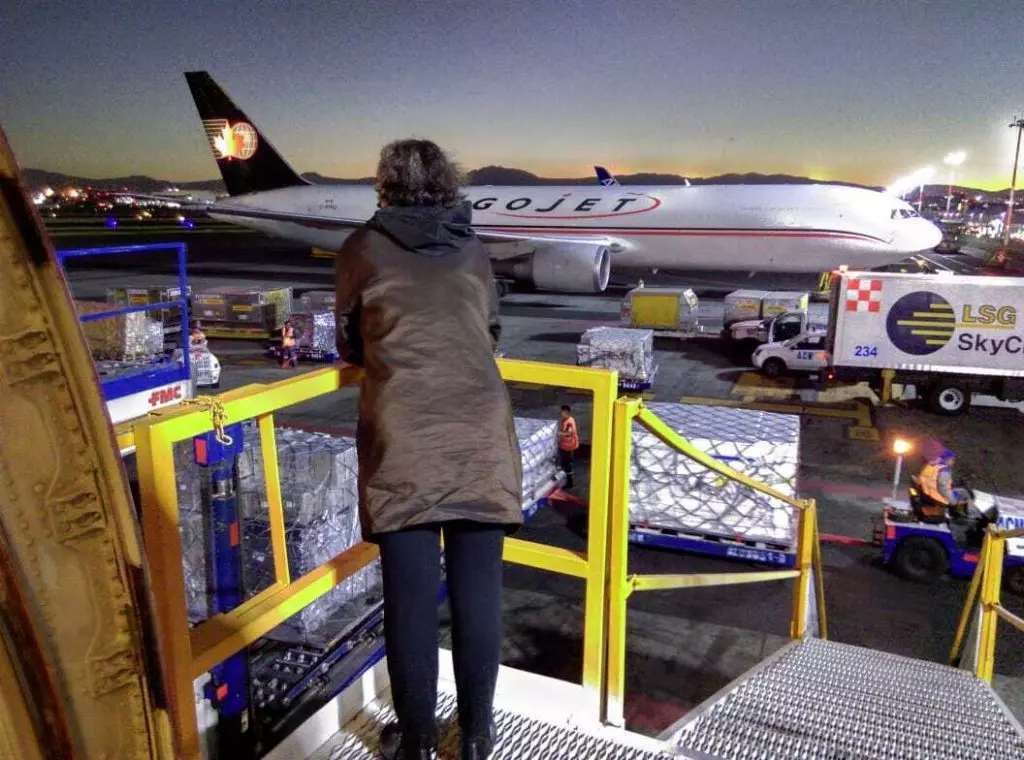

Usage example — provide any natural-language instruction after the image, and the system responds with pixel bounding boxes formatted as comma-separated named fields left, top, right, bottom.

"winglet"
left=184, top=71, right=309, bottom=196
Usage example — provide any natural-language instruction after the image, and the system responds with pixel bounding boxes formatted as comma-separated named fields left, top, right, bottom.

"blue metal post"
left=193, top=423, right=251, bottom=752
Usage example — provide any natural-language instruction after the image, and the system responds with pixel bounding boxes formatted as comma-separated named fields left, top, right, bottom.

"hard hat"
left=940, top=448, right=957, bottom=462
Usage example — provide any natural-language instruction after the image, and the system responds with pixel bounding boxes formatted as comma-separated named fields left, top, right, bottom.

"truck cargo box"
left=829, top=272, right=1024, bottom=377
left=621, top=286, right=699, bottom=332
left=724, top=290, right=809, bottom=327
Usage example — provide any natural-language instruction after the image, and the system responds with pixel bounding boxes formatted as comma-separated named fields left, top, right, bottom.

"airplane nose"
left=902, top=219, right=942, bottom=253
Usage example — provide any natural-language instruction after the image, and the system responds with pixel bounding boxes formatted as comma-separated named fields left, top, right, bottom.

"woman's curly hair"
left=375, top=139, right=465, bottom=208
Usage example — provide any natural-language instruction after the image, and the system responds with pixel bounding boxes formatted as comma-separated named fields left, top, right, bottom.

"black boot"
left=379, top=723, right=435, bottom=760
left=461, top=722, right=497, bottom=760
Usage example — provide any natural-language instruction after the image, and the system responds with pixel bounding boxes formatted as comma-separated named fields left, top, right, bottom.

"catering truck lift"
left=823, top=270, right=1024, bottom=414
left=4, top=124, right=1024, bottom=760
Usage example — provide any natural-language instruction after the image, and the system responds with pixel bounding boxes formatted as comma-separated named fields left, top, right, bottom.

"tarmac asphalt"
left=61, top=231, right=1024, bottom=734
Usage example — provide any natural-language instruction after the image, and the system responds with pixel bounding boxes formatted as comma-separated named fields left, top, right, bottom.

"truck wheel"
left=761, top=358, right=786, bottom=378
left=893, top=536, right=948, bottom=584
left=928, top=382, right=970, bottom=416
left=1005, top=566, right=1024, bottom=597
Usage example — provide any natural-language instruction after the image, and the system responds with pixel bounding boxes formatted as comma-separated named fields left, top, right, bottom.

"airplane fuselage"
left=209, top=182, right=941, bottom=274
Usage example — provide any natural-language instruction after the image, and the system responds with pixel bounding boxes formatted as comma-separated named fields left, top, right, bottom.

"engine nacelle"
left=493, top=242, right=611, bottom=293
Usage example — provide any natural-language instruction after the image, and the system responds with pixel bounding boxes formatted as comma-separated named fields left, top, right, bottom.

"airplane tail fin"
left=184, top=71, right=309, bottom=196
left=595, top=165, right=619, bottom=186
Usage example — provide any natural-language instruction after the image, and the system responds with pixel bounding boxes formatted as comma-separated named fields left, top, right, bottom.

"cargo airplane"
left=185, top=71, right=942, bottom=293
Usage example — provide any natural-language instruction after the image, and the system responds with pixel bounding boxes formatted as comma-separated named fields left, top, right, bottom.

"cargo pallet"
left=629, top=523, right=796, bottom=567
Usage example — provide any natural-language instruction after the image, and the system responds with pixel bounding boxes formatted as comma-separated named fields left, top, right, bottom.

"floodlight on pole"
left=891, top=438, right=913, bottom=501
left=944, top=151, right=967, bottom=213
left=914, top=166, right=935, bottom=213
left=1005, top=117, right=1024, bottom=248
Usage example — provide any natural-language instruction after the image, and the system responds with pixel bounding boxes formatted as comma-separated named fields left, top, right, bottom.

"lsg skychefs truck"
left=824, top=271, right=1024, bottom=415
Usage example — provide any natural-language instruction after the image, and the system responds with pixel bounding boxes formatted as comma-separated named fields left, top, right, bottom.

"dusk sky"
left=2, top=1, right=1022, bottom=189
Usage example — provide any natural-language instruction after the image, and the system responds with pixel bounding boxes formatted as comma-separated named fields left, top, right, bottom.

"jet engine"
left=491, top=242, right=611, bottom=293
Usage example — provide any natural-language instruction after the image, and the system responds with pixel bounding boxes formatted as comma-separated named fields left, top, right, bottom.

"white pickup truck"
left=752, top=331, right=829, bottom=378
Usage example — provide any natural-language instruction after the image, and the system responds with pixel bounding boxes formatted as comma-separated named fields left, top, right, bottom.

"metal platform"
left=266, top=653, right=670, bottom=760
left=661, top=638, right=1024, bottom=760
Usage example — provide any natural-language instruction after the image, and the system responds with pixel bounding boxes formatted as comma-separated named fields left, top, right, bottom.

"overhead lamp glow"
left=944, top=150, right=967, bottom=167
left=892, top=439, right=912, bottom=456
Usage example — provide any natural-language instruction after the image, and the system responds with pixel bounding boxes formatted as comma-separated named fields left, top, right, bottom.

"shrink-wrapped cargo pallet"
left=288, top=311, right=337, bottom=354
left=515, top=417, right=560, bottom=505
left=576, top=326, right=657, bottom=382
left=175, top=424, right=379, bottom=632
left=74, top=300, right=165, bottom=360
left=629, top=402, right=800, bottom=547
left=176, top=416, right=564, bottom=632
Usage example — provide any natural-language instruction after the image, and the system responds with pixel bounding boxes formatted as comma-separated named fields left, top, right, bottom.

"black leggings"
left=377, top=520, right=505, bottom=742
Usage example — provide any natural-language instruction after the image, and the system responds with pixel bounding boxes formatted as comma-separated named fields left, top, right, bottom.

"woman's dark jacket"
left=334, top=201, right=524, bottom=539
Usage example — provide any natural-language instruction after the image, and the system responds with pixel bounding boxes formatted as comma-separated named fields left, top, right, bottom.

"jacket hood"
left=368, top=201, right=475, bottom=256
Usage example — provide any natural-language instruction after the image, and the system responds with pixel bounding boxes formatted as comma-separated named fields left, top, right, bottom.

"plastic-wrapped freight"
left=629, top=402, right=800, bottom=547
left=74, top=300, right=165, bottom=360
left=238, top=428, right=378, bottom=636
left=288, top=311, right=337, bottom=354
left=514, top=418, right=560, bottom=506
left=175, top=424, right=380, bottom=633
left=577, top=326, right=657, bottom=382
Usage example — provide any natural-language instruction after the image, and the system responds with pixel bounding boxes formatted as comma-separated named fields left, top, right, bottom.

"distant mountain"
left=20, top=166, right=1012, bottom=199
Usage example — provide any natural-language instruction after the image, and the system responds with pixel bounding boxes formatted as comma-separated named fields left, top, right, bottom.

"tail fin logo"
left=203, top=118, right=258, bottom=161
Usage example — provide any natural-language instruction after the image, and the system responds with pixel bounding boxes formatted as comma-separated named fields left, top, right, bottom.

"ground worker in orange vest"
left=558, top=404, right=579, bottom=490
left=918, top=448, right=971, bottom=515
left=280, top=319, right=297, bottom=369
left=189, top=322, right=206, bottom=348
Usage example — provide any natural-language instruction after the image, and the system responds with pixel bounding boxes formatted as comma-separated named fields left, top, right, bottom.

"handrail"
left=949, top=527, right=1020, bottom=682
left=133, top=360, right=619, bottom=758
left=603, top=397, right=826, bottom=727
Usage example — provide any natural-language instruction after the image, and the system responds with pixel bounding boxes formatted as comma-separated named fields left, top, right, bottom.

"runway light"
left=892, top=439, right=912, bottom=456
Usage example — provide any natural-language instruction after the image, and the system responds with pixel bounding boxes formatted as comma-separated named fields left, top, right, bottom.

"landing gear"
left=495, top=279, right=511, bottom=299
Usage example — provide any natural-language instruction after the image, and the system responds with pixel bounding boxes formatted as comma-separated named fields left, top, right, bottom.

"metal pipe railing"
left=602, top=397, right=827, bottom=727
left=133, top=361, right=619, bottom=757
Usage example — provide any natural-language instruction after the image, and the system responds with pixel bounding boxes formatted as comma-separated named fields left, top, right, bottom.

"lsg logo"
left=148, top=386, right=183, bottom=407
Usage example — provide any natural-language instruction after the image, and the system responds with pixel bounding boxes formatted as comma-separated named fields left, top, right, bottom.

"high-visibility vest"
left=560, top=417, right=579, bottom=452
left=918, top=463, right=949, bottom=505
left=281, top=326, right=296, bottom=348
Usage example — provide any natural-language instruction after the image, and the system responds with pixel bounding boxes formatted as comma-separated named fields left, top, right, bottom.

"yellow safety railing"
left=949, top=526, right=1024, bottom=682
left=602, top=397, right=827, bottom=727
left=133, top=360, right=619, bottom=758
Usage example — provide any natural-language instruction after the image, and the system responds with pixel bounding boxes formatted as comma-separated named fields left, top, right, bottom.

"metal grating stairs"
left=309, top=691, right=670, bottom=760
left=666, top=638, right=1024, bottom=760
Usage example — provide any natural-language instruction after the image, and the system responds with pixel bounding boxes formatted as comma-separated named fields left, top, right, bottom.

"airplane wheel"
left=761, top=358, right=786, bottom=378
left=893, top=536, right=948, bottom=584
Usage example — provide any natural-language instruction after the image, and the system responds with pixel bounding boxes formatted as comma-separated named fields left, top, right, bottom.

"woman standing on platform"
left=334, top=139, right=523, bottom=760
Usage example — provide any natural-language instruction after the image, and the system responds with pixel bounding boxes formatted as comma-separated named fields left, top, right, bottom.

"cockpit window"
left=891, top=208, right=919, bottom=219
